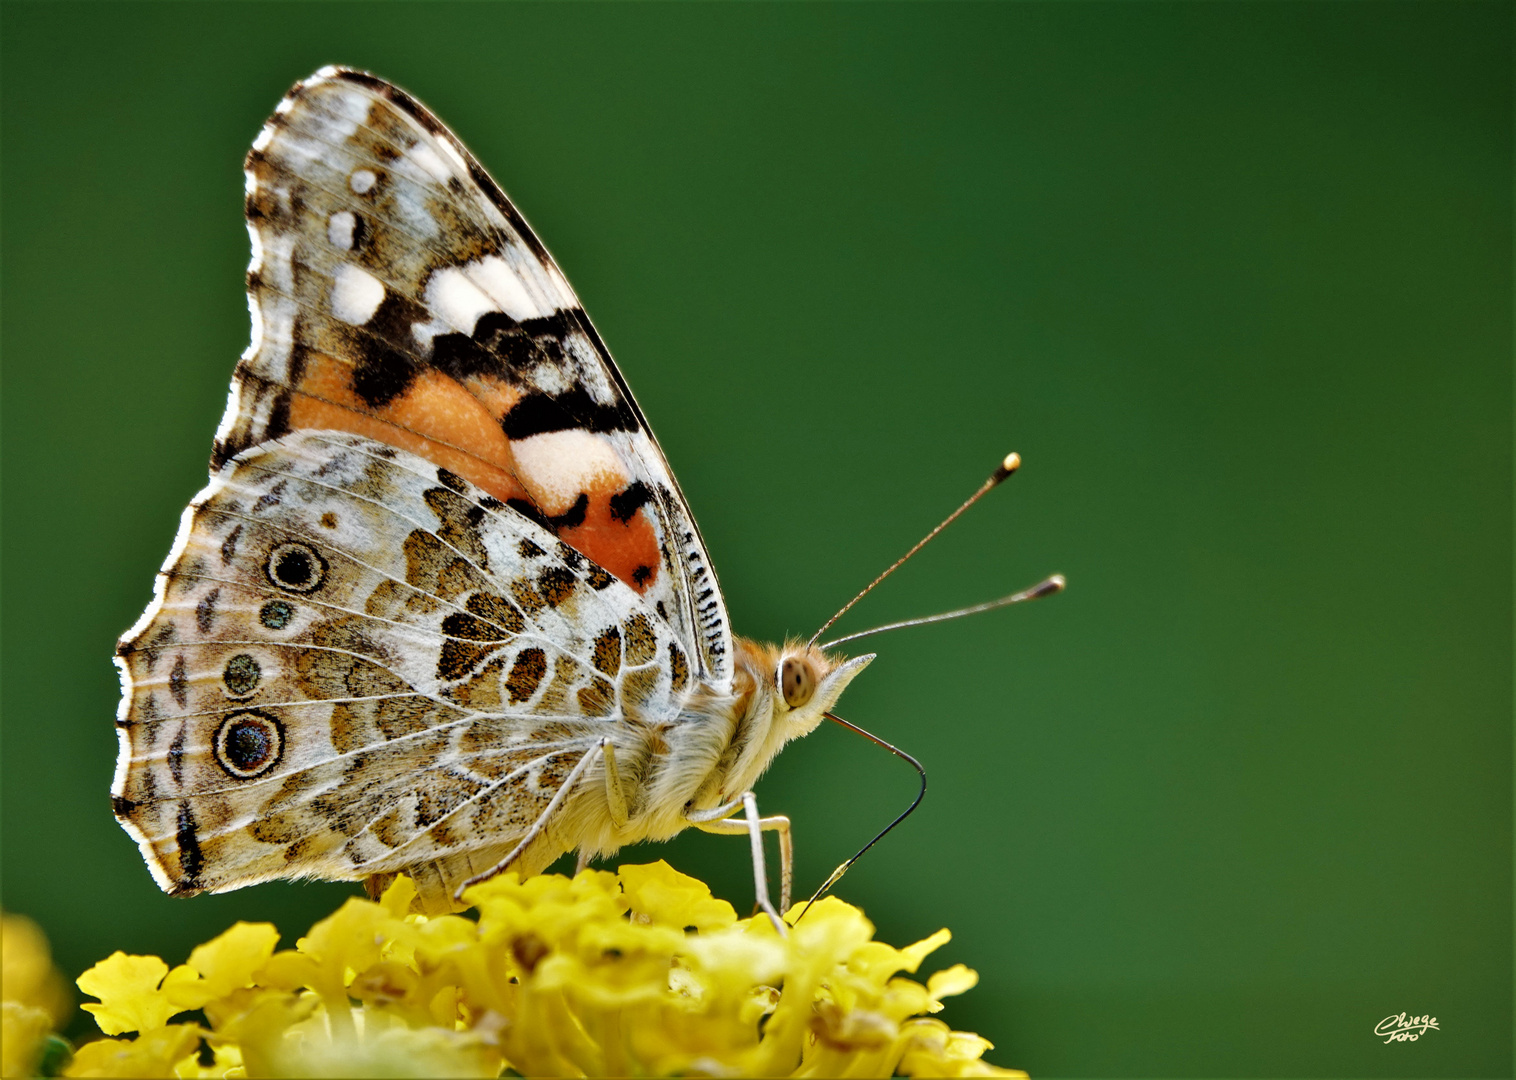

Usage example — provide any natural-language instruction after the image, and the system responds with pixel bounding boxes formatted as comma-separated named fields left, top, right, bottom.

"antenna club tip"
left=1049, top=573, right=1067, bottom=591
left=992, top=451, right=1022, bottom=482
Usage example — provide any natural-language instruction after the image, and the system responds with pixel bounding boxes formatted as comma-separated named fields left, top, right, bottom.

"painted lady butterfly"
left=112, top=68, right=1055, bottom=924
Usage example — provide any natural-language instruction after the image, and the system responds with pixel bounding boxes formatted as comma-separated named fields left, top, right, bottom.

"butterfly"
left=112, top=67, right=1057, bottom=923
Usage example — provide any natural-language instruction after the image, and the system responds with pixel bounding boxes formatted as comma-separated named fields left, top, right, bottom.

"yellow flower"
left=3, top=911, right=71, bottom=1078
left=69, top=862, right=1023, bottom=1078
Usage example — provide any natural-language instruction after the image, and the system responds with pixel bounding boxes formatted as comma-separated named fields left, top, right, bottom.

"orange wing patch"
left=288, top=353, right=529, bottom=504
left=560, top=487, right=660, bottom=594
left=507, top=428, right=660, bottom=593
left=286, top=353, right=658, bottom=593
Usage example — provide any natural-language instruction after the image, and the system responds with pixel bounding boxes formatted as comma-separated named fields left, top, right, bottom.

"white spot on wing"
left=438, top=139, right=469, bottom=176
left=245, top=219, right=263, bottom=275
left=330, top=263, right=385, bottom=325
left=470, top=255, right=542, bottom=321
left=424, top=266, right=498, bottom=335
left=524, top=361, right=569, bottom=396
left=512, top=430, right=630, bottom=515
left=544, top=263, right=577, bottom=308
left=421, top=254, right=547, bottom=337
left=241, top=288, right=264, bottom=363
left=327, top=211, right=356, bottom=250
left=260, top=230, right=295, bottom=293
left=350, top=169, right=377, bottom=194
left=403, top=141, right=452, bottom=184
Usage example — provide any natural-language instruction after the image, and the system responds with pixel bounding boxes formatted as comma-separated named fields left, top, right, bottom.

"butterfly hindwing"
left=217, top=66, right=731, bottom=686
left=114, top=431, right=693, bottom=900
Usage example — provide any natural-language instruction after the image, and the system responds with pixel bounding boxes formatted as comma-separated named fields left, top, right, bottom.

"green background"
left=2, top=2, right=1509, bottom=1076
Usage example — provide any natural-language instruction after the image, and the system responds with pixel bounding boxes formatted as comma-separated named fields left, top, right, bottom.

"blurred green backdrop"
left=2, top=2, right=1509, bottom=1076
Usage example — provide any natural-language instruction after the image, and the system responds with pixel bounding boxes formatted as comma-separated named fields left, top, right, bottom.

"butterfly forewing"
left=114, top=431, right=693, bottom=899
left=217, top=66, right=731, bottom=683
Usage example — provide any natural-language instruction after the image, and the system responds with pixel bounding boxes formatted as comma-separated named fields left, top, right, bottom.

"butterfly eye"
left=266, top=542, right=327, bottom=593
left=780, top=656, right=816, bottom=709
left=214, top=710, right=284, bottom=779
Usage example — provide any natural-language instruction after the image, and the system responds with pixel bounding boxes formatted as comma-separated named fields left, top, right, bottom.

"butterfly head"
left=771, top=644, right=875, bottom=740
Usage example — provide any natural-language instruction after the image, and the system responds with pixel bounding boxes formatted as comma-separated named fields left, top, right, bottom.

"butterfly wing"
left=216, top=66, right=730, bottom=685
left=114, top=431, right=695, bottom=903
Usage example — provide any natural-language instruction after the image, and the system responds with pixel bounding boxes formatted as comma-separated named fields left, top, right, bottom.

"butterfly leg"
left=453, top=739, right=607, bottom=902
left=602, top=739, right=630, bottom=829
left=688, top=793, right=792, bottom=934
left=575, top=741, right=632, bottom=876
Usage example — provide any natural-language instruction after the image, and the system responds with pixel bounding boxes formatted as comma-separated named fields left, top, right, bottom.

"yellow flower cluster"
left=3, top=911, right=72, bottom=1078
left=65, top=862, right=1022, bottom=1078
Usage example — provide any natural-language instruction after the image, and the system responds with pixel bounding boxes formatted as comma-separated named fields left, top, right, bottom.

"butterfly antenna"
left=807, top=452, right=1023, bottom=649
left=792, top=711, right=927, bottom=923
left=821, top=573, right=1065, bottom=649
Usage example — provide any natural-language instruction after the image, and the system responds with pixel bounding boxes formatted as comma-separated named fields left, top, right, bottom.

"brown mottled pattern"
left=576, top=677, right=616, bottom=718
left=405, top=531, right=488, bottom=601
left=668, top=641, right=690, bottom=692
left=461, top=741, right=562, bottom=783
left=377, top=696, right=461, bottom=740
left=537, top=566, right=577, bottom=608
left=115, top=427, right=697, bottom=906
left=585, top=566, right=614, bottom=591
left=504, top=648, right=547, bottom=704
left=464, top=591, right=525, bottom=634
left=415, top=770, right=488, bottom=827
left=535, top=654, right=583, bottom=714
left=624, top=613, right=657, bottom=665
left=591, top=627, right=621, bottom=677
left=619, top=667, right=662, bottom=710
left=106, top=64, right=770, bottom=908
left=436, top=637, right=503, bottom=682
left=509, top=577, right=545, bottom=617
left=371, top=807, right=409, bottom=848
left=364, top=579, right=408, bottom=619
left=422, top=488, right=491, bottom=570
left=444, top=656, right=506, bottom=710
left=535, top=753, right=576, bottom=790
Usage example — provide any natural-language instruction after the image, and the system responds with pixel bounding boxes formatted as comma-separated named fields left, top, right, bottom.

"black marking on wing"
left=430, top=310, right=580, bottom=383
left=349, top=293, right=433, bottom=408
left=220, top=526, right=243, bottom=565
left=195, top=587, right=221, bottom=633
left=168, top=725, right=186, bottom=785
left=608, top=481, right=651, bottom=524
left=506, top=493, right=588, bottom=532
left=169, top=656, right=189, bottom=707
left=501, top=387, right=638, bottom=440
left=175, top=802, right=204, bottom=891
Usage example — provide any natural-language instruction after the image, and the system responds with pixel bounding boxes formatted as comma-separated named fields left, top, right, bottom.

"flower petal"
left=619, top=861, right=737, bottom=931
left=77, top=953, right=178, bottom=1035
left=62, top=1023, right=200, bottom=1078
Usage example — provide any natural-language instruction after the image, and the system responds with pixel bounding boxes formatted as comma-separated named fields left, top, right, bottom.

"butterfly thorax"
left=567, top=638, right=873, bottom=865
